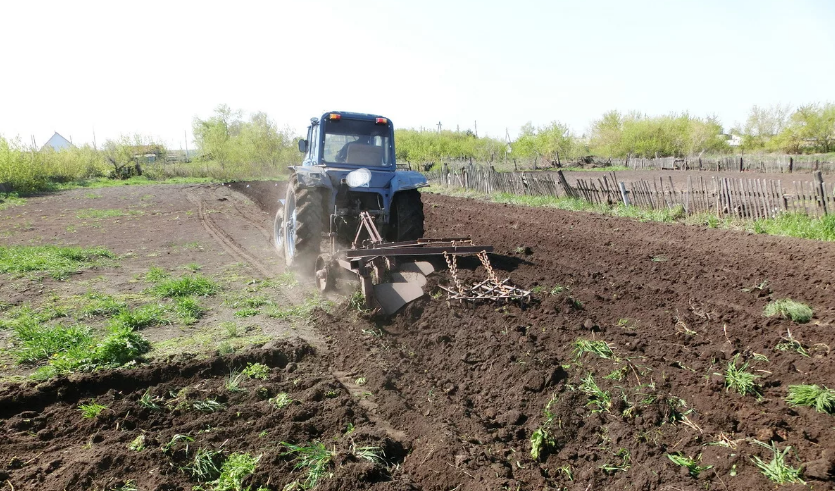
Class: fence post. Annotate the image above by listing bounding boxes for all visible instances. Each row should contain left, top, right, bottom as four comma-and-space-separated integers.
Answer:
618, 182, 630, 206
815, 171, 828, 215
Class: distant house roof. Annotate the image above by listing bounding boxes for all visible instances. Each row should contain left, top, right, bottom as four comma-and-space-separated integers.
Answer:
41, 132, 73, 151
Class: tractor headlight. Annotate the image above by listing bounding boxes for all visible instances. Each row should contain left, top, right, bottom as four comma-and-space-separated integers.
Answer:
345, 168, 372, 188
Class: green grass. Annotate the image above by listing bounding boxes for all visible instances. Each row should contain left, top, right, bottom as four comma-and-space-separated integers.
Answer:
149, 273, 219, 297
110, 303, 168, 330
210, 452, 260, 491
266, 295, 330, 321
667, 453, 713, 477
753, 212, 835, 241
10, 320, 92, 363
174, 296, 203, 325
79, 292, 127, 317
144, 266, 170, 282
281, 442, 334, 489
0, 192, 26, 211
750, 440, 805, 485
786, 384, 835, 414
234, 307, 260, 318
78, 400, 107, 418
0, 245, 115, 279
573, 338, 616, 360
0, 304, 67, 332
76, 208, 143, 219
34, 323, 151, 378
764, 299, 813, 323
724, 354, 761, 397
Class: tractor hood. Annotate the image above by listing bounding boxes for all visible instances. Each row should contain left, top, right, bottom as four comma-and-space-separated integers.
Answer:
320, 167, 428, 191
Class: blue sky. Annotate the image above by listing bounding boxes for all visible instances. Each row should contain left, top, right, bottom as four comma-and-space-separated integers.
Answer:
1, 0, 832, 149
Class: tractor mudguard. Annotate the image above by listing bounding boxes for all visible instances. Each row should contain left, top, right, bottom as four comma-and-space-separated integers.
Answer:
290, 167, 334, 190
389, 170, 429, 193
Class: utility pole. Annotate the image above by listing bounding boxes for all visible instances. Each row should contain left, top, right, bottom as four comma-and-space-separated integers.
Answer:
474, 121, 478, 138
437, 121, 442, 133
92, 129, 97, 150
184, 130, 190, 162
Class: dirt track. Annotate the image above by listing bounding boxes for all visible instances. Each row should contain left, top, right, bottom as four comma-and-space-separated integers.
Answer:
1, 181, 834, 490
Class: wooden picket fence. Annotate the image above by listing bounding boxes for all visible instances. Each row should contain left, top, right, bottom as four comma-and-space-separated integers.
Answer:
427, 164, 835, 219
597, 155, 834, 174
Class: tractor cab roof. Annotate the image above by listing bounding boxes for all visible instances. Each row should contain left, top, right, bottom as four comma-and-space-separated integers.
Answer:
319, 111, 391, 124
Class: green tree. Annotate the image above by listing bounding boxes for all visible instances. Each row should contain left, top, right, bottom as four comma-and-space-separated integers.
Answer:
790, 103, 835, 153
742, 104, 791, 150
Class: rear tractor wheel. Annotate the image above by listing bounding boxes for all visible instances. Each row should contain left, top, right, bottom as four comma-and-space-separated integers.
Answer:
387, 189, 425, 242
279, 179, 326, 271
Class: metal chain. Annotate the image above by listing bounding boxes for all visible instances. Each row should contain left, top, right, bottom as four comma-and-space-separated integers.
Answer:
443, 251, 464, 294
477, 250, 499, 284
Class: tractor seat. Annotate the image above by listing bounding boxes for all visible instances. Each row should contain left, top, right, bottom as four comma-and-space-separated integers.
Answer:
345, 143, 383, 165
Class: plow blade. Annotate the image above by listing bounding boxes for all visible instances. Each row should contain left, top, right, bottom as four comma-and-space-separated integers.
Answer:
374, 260, 434, 314
374, 281, 425, 316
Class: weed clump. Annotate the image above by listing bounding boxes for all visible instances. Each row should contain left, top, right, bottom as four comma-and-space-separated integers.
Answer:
242, 362, 270, 380
764, 299, 813, 323
175, 296, 203, 325
12, 322, 93, 364
149, 273, 219, 298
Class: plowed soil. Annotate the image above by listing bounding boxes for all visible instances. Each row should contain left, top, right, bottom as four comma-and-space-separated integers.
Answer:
2, 180, 834, 490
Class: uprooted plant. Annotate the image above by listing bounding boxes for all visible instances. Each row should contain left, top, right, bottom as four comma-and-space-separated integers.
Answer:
573, 338, 617, 361
723, 354, 761, 398
764, 298, 813, 323
749, 440, 805, 485
785, 384, 835, 414
530, 393, 559, 460
281, 441, 335, 489
667, 452, 713, 477
579, 373, 612, 413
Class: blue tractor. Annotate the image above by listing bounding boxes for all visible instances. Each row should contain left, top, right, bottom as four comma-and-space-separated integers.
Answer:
274, 111, 429, 271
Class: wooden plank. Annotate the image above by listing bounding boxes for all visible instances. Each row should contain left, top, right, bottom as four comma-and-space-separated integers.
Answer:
685, 176, 692, 214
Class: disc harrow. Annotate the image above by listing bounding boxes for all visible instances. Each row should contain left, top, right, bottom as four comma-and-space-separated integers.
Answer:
315, 211, 529, 315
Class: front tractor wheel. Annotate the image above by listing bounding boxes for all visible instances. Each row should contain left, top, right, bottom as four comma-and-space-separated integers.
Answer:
387, 189, 425, 242
282, 180, 325, 271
